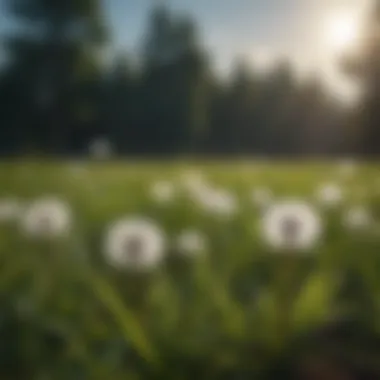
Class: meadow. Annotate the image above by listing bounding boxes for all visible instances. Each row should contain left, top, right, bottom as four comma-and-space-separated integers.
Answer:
0, 160, 379, 379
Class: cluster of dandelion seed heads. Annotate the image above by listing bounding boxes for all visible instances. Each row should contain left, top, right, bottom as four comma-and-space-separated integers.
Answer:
2, 162, 379, 271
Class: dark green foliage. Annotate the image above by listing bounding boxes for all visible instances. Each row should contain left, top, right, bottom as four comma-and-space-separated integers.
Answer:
0, 2, 352, 157
342, 0, 380, 156
0, 162, 379, 377
0, 0, 106, 155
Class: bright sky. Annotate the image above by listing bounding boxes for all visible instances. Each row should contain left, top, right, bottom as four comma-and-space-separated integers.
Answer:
102, 0, 372, 101
0, 0, 374, 101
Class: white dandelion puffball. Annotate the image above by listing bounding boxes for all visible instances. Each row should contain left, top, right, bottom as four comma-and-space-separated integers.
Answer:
343, 206, 372, 231
150, 181, 175, 204
188, 182, 211, 206
89, 138, 113, 160
181, 171, 210, 198
251, 187, 273, 209
262, 200, 322, 251
210, 189, 238, 217
316, 183, 343, 207
22, 197, 72, 239
183, 174, 213, 206
176, 229, 207, 257
0, 198, 23, 223
104, 218, 166, 271
199, 188, 238, 218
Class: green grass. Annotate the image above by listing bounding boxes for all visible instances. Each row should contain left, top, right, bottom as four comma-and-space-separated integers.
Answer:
0, 161, 380, 378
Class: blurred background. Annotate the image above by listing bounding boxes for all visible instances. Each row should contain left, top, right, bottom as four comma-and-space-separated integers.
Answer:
0, 0, 379, 158
1, 2, 380, 378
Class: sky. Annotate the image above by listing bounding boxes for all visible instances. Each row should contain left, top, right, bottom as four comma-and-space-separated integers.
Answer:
0, 0, 374, 100
102, 0, 372, 100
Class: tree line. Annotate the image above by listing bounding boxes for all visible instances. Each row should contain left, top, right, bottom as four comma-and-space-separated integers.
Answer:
0, 0, 379, 157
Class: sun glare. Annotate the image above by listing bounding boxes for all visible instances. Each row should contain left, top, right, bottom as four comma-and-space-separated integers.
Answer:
323, 11, 360, 53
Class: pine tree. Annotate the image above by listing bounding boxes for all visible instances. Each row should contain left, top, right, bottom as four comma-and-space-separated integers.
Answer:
141, 4, 210, 155
343, 0, 380, 155
2, 0, 107, 154
104, 54, 140, 154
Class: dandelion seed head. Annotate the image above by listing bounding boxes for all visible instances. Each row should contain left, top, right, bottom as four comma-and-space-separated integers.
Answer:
198, 188, 238, 218
262, 200, 322, 252
343, 206, 372, 231
316, 183, 343, 207
150, 181, 175, 204
22, 197, 72, 239
104, 217, 166, 271
176, 229, 207, 257
89, 138, 113, 160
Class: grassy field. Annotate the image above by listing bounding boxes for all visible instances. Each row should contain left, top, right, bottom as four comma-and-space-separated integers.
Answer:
0, 161, 380, 378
